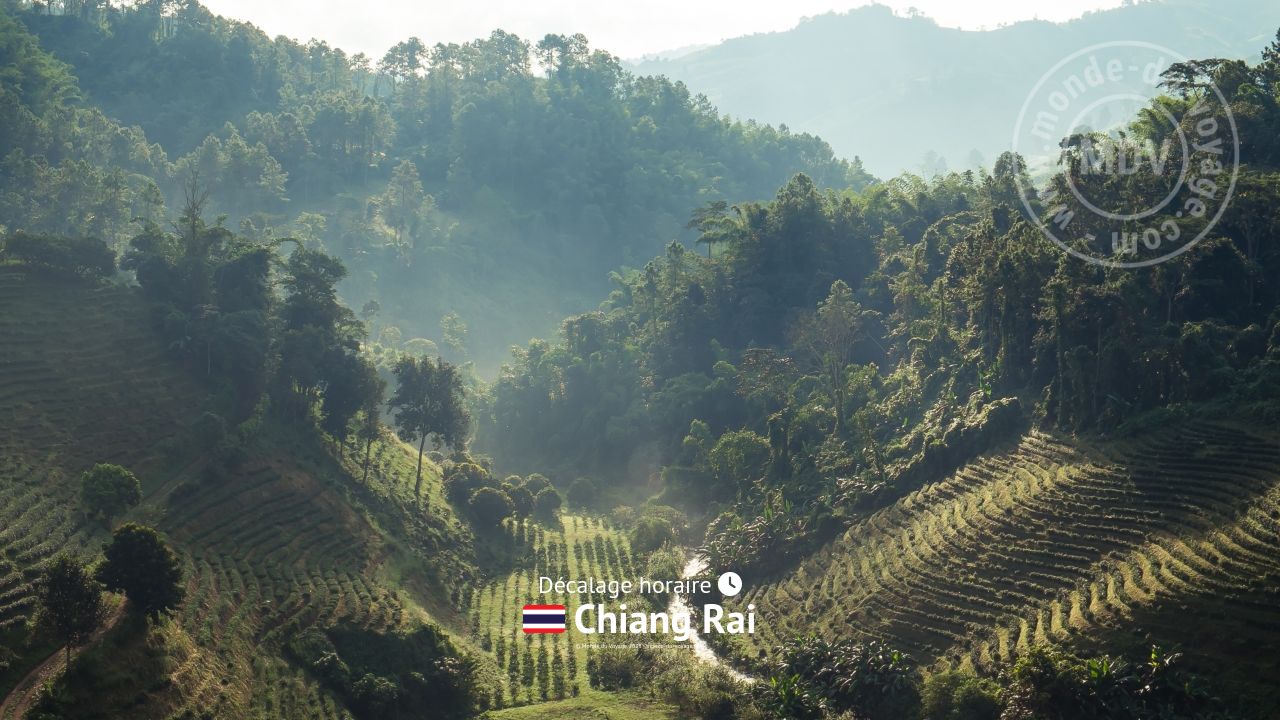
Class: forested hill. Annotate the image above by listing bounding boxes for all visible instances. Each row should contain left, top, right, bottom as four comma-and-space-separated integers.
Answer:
632, 0, 1280, 177
1, 0, 867, 370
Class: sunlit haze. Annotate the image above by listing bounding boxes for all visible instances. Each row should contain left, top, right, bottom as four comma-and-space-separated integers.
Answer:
198, 0, 1124, 60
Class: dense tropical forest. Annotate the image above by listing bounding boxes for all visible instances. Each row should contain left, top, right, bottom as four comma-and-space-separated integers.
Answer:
2, 0, 1280, 718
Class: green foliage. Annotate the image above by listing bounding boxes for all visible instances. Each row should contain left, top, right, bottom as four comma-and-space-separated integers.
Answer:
523, 473, 551, 495
123, 193, 274, 409
754, 673, 823, 720
7, 3, 868, 365
390, 354, 471, 497
468, 486, 515, 527
586, 645, 652, 691
78, 463, 141, 521
628, 516, 676, 555
641, 546, 684, 604
289, 623, 482, 720
445, 462, 492, 504
707, 430, 771, 495
763, 636, 920, 720
484, 39, 1280, 577
533, 487, 562, 518
1, 232, 114, 279
507, 484, 535, 518
919, 671, 1002, 720
1000, 646, 1231, 720
95, 523, 184, 618
37, 554, 105, 664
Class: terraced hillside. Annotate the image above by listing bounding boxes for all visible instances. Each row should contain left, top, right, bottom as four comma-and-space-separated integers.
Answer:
0, 268, 483, 719
0, 267, 204, 640
728, 423, 1280, 706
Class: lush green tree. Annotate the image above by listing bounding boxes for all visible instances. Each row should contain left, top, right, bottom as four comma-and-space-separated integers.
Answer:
37, 554, 105, 667
629, 516, 675, 555
96, 523, 184, 619
468, 487, 514, 527
506, 484, 535, 518
523, 473, 552, 495
389, 355, 471, 499
380, 159, 431, 252
920, 671, 1003, 720
319, 353, 381, 451
533, 487, 562, 518
175, 124, 288, 214
1, 232, 115, 279
444, 462, 491, 504
79, 463, 141, 521
1000, 646, 1223, 720
706, 430, 771, 497
357, 373, 388, 483
792, 280, 872, 436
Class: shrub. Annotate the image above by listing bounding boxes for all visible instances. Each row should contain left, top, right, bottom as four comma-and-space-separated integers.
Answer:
652, 657, 753, 720
523, 473, 552, 494
708, 430, 771, 492
630, 516, 676, 554
507, 485, 535, 517
468, 487, 515, 526
920, 671, 1002, 720
444, 462, 491, 504
292, 623, 481, 720
643, 546, 684, 603
533, 487, 562, 518
1001, 646, 1224, 720
567, 477, 598, 507
587, 646, 652, 690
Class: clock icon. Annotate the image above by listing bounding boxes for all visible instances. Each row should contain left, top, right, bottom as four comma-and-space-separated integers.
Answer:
717, 571, 743, 597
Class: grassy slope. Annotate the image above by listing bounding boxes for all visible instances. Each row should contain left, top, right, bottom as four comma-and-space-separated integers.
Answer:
726, 424, 1280, 713
0, 266, 206, 699
0, 267, 476, 718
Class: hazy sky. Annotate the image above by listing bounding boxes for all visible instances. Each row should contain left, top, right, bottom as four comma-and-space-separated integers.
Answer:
198, 0, 1124, 61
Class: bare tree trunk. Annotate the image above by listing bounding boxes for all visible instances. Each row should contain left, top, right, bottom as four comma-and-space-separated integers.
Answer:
414, 434, 427, 499
363, 437, 374, 483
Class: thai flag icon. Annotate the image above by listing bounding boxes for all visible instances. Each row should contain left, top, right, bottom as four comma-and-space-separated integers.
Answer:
522, 604, 566, 633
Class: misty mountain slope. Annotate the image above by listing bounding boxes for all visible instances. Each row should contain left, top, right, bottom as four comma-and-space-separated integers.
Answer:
633, 0, 1280, 176
724, 423, 1280, 715
10, 3, 867, 370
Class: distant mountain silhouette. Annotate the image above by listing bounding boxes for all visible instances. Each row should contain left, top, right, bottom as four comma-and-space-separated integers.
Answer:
631, 0, 1278, 177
